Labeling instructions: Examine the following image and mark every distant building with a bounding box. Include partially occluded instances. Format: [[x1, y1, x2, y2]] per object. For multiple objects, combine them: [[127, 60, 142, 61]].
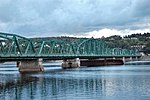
[[131, 45, 145, 51], [139, 52, 145, 56], [130, 37, 138, 40]]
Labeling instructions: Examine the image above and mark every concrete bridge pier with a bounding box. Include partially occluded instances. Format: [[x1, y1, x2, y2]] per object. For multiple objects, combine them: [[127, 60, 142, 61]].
[[130, 57, 133, 60], [61, 58, 80, 69], [17, 58, 44, 73], [122, 57, 125, 63]]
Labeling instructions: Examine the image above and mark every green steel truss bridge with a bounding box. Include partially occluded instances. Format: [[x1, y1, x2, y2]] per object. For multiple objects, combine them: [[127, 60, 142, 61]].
[[0, 32, 141, 61]]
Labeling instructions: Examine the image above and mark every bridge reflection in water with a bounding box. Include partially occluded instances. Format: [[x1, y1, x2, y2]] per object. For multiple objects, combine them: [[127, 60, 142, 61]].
[[1, 63, 150, 100]]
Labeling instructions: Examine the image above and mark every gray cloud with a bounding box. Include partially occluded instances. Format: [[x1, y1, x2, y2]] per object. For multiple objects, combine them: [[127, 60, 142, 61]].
[[0, 0, 150, 36]]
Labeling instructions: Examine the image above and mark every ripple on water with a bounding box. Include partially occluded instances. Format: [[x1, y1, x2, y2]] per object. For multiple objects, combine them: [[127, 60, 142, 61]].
[[1, 62, 150, 100]]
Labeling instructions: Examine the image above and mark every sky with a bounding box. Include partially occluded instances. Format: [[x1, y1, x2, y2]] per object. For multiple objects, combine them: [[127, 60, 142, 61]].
[[0, 0, 150, 38]]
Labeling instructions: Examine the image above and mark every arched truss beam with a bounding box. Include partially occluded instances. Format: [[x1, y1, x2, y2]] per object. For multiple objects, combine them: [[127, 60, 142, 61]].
[[36, 39, 76, 55], [0, 32, 35, 55], [77, 38, 107, 55], [0, 32, 140, 57]]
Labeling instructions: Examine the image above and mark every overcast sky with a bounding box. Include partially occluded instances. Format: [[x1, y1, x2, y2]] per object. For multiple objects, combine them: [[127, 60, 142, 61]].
[[0, 0, 150, 38]]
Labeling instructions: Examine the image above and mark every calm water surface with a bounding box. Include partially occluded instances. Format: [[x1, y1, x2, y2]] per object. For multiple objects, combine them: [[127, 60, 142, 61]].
[[0, 61, 150, 100]]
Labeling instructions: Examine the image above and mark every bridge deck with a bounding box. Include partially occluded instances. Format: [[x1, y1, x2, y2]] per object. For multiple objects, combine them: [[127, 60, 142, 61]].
[[0, 54, 141, 61]]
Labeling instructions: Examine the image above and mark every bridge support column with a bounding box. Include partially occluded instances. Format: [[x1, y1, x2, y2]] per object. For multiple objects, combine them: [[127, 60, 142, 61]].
[[17, 58, 44, 73], [136, 57, 138, 60], [122, 57, 125, 63], [61, 58, 80, 69]]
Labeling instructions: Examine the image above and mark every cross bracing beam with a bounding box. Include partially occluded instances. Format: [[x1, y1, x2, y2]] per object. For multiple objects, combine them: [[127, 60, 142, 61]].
[[0, 32, 35, 56], [0, 32, 141, 60]]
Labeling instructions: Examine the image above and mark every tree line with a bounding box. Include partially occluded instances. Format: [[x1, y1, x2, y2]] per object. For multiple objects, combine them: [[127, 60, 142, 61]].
[[102, 32, 150, 54]]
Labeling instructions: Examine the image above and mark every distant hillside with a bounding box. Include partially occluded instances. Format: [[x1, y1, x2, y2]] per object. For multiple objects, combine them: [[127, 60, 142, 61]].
[[124, 32, 150, 39], [103, 32, 150, 54]]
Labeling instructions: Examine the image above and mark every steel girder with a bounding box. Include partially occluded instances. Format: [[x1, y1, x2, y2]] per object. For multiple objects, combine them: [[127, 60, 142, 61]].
[[0, 32, 140, 58], [0, 32, 35, 56]]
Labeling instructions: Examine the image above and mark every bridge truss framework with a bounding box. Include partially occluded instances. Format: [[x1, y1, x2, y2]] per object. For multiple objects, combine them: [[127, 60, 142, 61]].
[[0, 32, 140, 61]]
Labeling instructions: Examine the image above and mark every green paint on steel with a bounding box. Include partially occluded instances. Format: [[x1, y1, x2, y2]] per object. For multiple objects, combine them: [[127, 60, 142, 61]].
[[0, 32, 141, 59]]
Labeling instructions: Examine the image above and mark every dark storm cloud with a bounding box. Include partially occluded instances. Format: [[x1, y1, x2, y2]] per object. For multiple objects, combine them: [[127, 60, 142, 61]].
[[0, 0, 149, 36]]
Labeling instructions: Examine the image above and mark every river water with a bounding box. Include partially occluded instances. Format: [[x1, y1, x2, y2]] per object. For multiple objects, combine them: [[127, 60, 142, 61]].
[[0, 61, 150, 100]]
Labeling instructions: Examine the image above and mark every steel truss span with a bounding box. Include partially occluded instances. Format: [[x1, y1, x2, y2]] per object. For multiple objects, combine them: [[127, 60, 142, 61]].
[[0, 32, 140, 61]]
